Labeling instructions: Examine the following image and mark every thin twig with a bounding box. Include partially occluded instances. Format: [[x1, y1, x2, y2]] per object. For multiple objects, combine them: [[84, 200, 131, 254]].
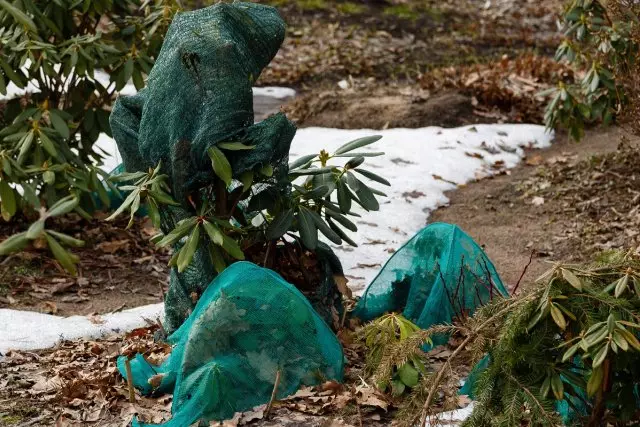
[[417, 301, 530, 426], [125, 357, 136, 403], [512, 251, 535, 295], [264, 369, 281, 419]]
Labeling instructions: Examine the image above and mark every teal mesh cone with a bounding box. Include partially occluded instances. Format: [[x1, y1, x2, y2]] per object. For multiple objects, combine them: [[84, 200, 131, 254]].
[[354, 222, 508, 346], [118, 262, 344, 426]]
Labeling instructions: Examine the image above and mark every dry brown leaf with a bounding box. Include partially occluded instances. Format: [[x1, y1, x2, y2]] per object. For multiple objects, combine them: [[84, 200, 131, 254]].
[[333, 275, 352, 299], [355, 384, 388, 411], [97, 240, 130, 254]]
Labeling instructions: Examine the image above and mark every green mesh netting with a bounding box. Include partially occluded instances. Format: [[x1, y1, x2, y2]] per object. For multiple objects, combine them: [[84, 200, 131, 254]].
[[353, 222, 508, 345], [118, 262, 344, 427], [108, 2, 298, 333]]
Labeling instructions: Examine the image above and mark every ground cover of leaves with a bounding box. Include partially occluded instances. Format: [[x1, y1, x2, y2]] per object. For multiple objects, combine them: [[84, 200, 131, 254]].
[[0, 324, 472, 426], [256, 0, 566, 126], [515, 139, 640, 260], [0, 216, 169, 316]]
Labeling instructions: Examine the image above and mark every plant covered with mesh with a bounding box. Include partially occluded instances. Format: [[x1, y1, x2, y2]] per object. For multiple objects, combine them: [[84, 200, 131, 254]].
[[118, 262, 344, 426], [107, 2, 390, 333]]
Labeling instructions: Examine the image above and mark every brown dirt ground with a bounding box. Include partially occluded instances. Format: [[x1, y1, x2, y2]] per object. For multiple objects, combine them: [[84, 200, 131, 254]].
[[430, 125, 640, 291]]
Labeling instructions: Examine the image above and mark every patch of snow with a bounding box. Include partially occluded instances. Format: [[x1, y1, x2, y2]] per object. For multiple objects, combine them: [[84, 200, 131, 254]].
[[424, 403, 475, 426], [0, 304, 163, 355], [252, 86, 296, 99]]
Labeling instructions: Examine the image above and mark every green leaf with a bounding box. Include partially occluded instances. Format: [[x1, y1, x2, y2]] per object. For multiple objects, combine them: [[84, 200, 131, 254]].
[[326, 217, 357, 247], [209, 245, 226, 273], [156, 217, 198, 247], [240, 170, 253, 192], [289, 154, 317, 170], [353, 168, 391, 186], [46, 230, 84, 247], [586, 366, 603, 397], [132, 68, 144, 90], [355, 181, 380, 211], [591, 344, 608, 368], [0, 231, 29, 255], [289, 167, 337, 177], [551, 374, 564, 400], [203, 220, 224, 246], [0, 61, 24, 88], [562, 342, 580, 362], [266, 209, 294, 240], [49, 110, 70, 140], [308, 209, 341, 245], [345, 156, 365, 169], [614, 274, 629, 298], [218, 142, 255, 150], [0, 0, 37, 32], [334, 135, 382, 155], [44, 233, 77, 275], [17, 131, 34, 165], [540, 376, 551, 398], [208, 146, 232, 186], [47, 195, 79, 217], [391, 379, 406, 396], [123, 59, 134, 86], [221, 235, 244, 260], [337, 180, 351, 213], [332, 152, 384, 158], [345, 171, 360, 192], [397, 362, 419, 387], [325, 210, 357, 232], [550, 303, 567, 330], [297, 207, 318, 250], [259, 164, 273, 177], [177, 226, 200, 273], [148, 189, 179, 206], [612, 331, 629, 352], [43, 170, 55, 185], [39, 131, 57, 157], [300, 185, 330, 200], [26, 219, 45, 240], [0, 180, 16, 220], [105, 189, 138, 221], [562, 268, 582, 290]]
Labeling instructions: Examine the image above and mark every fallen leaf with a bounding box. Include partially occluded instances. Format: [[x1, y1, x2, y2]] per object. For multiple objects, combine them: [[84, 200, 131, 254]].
[[355, 384, 388, 411], [525, 155, 543, 166], [97, 240, 130, 254], [333, 275, 352, 298]]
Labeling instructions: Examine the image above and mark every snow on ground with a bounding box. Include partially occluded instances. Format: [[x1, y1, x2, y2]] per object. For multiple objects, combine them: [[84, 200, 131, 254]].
[[0, 304, 163, 355]]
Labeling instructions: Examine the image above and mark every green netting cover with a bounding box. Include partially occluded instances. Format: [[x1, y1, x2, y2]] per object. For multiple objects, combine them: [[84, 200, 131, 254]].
[[353, 222, 507, 345], [108, 2, 297, 333], [117, 262, 344, 427]]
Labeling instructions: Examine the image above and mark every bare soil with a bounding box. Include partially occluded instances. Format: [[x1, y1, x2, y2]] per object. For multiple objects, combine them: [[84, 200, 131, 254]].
[[430, 126, 640, 290]]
